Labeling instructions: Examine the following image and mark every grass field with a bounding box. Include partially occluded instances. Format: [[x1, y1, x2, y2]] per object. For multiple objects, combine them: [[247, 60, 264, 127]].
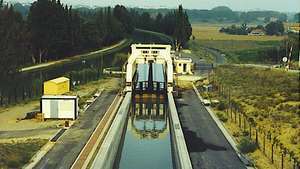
[[0, 139, 47, 169], [192, 24, 285, 41], [207, 65, 300, 162], [190, 24, 286, 63], [188, 41, 215, 63]]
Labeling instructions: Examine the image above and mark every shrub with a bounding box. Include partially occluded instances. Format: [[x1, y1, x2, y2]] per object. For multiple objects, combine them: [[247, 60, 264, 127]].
[[216, 112, 228, 122], [290, 131, 300, 145], [233, 131, 240, 137], [237, 137, 258, 153], [242, 131, 250, 137], [217, 101, 226, 111]]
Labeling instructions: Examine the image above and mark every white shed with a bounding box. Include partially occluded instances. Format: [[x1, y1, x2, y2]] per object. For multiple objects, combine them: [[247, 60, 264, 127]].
[[41, 95, 78, 120]]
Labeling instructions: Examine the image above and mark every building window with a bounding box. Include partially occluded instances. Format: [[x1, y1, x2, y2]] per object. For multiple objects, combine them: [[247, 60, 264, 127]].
[[183, 64, 187, 72], [142, 50, 149, 54], [179, 63, 182, 66]]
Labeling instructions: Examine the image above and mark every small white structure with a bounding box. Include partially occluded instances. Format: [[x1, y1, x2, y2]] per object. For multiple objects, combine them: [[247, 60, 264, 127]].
[[41, 95, 78, 120], [126, 44, 174, 92], [174, 57, 193, 75], [248, 29, 265, 36]]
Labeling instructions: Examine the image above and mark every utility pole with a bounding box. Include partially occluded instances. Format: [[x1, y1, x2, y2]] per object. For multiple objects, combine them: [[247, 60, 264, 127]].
[[287, 45, 293, 70], [298, 50, 300, 68]]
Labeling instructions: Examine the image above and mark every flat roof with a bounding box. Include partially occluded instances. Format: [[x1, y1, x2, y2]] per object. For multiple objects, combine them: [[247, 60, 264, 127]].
[[47, 77, 70, 84], [42, 95, 77, 99]]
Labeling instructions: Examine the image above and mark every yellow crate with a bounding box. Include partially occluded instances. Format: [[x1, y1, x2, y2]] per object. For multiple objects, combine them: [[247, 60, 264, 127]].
[[44, 77, 70, 95]]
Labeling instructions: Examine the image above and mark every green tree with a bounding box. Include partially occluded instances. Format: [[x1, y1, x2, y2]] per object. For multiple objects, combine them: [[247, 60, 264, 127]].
[[294, 13, 300, 23], [113, 5, 133, 33], [0, 3, 28, 75], [173, 5, 192, 50], [265, 21, 284, 35]]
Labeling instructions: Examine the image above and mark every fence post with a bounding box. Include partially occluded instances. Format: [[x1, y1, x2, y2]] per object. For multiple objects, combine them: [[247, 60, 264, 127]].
[[243, 115, 247, 132], [281, 152, 284, 169], [238, 113, 241, 128], [255, 128, 258, 145], [249, 124, 252, 139], [272, 143, 275, 163], [263, 131, 266, 154], [234, 105, 237, 123]]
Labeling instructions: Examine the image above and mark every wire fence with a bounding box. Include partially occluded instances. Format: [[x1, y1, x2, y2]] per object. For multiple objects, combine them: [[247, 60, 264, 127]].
[[209, 81, 299, 169]]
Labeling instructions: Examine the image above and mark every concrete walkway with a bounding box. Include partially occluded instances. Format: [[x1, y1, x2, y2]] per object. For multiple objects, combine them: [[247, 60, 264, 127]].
[[176, 89, 246, 169], [71, 94, 123, 169], [33, 90, 117, 169]]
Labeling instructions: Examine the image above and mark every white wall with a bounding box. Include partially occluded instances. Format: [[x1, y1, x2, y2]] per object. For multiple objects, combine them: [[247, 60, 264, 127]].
[[42, 98, 78, 120]]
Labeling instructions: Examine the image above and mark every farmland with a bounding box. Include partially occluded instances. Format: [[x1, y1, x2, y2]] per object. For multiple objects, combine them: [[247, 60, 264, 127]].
[[190, 24, 286, 63], [192, 24, 285, 41]]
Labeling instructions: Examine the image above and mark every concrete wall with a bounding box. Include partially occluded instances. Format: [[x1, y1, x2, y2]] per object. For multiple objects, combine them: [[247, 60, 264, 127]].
[[90, 92, 131, 169], [168, 93, 193, 169]]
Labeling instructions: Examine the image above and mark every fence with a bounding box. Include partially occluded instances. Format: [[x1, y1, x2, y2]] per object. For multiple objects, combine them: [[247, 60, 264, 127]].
[[206, 81, 299, 169]]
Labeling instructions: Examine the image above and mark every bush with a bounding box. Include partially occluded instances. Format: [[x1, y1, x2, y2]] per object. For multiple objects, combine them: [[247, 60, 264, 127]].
[[237, 137, 257, 153], [217, 101, 226, 111], [232, 131, 240, 137], [290, 131, 300, 144], [242, 131, 250, 137], [216, 112, 228, 122]]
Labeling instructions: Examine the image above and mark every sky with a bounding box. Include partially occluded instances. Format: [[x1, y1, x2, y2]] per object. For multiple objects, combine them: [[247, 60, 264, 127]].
[[6, 0, 300, 12]]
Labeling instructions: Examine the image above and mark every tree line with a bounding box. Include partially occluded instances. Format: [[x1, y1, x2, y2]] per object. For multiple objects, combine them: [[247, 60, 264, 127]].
[[0, 0, 192, 76], [219, 21, 285, 36], [0, 0, 131, 75], [130, 5, 192, 49]]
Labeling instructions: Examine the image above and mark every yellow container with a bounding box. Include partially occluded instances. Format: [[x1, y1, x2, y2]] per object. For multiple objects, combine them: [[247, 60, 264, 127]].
[[44, 77, 70, 95]]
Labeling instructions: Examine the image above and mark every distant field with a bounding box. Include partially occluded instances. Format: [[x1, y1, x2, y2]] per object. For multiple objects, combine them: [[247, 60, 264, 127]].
[[192, 24, 285, 41], [189, 24, 285, 63]]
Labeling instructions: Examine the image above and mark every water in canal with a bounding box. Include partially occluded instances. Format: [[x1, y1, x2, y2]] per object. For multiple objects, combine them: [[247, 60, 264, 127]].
[[114, 98, 174, 169]]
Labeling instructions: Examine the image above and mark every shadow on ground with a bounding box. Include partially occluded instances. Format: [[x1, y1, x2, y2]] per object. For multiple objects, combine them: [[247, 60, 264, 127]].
[[182, 127, 227, 153]]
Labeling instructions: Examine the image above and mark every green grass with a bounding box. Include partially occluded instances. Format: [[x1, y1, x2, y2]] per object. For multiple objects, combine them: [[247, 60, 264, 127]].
[[191, 24, 285, 64], [212, 65, 300, 158], [0, 139, 47, 169], [192, 24, 285, 41], [188, 40, 215, 63]]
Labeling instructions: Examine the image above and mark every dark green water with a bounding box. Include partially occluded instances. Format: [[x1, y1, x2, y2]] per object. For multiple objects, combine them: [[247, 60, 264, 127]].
[[0, 30, 173, 106], [115, 98, 174, 169]]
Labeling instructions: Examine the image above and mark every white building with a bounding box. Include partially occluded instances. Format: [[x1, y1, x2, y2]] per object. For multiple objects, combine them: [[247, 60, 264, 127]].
[[126, 44, 174, 92], [174, 57, 193, 75], [41, 95, 79, 120]]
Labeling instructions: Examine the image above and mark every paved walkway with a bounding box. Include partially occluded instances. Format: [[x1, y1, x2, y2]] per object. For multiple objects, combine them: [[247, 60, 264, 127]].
[[34, 90, 117, 169], [176, 89, 245, 169]]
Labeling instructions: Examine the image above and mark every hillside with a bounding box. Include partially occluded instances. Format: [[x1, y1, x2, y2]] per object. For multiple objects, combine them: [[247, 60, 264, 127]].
[[9, 3, 292, 24]]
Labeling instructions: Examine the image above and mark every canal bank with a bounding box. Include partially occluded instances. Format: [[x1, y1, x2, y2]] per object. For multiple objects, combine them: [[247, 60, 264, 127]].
[[89, 93, 192, 169], [33, 90, 118, 169], [176, 89, 246, 169], [114, 98, 174, 169]]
